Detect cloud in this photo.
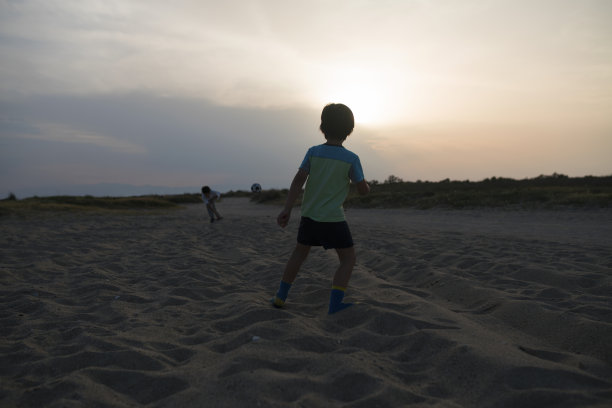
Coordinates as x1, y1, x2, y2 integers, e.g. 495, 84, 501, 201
3, 121, 147, 154
0, 0, 314, 108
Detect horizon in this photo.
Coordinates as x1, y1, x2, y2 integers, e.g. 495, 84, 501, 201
1, 1, 611, 197
6, 172, 611, 200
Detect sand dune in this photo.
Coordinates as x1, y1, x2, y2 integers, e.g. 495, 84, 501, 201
1, 198, 611, 407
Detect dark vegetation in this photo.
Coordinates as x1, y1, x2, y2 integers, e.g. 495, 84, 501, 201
247, 174, 612, 209
2, 174, 611, 216
0, 194, 199, 216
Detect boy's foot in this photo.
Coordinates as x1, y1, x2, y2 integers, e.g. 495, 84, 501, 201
270, 297, 285, 308
328, 302, 353, 314
328, 287, 353, 314
210, 218, 215, 223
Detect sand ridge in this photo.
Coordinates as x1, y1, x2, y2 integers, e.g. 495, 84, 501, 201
1, 198, 611, 407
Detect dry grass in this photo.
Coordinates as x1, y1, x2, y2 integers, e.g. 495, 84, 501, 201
0, 195, 190, 217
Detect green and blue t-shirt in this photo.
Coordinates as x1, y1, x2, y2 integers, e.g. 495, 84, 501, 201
299, 144, 365, 222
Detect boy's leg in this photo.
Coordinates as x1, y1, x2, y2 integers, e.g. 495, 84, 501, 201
272, 243, 310, 307
329, 247, 356, 314
282, 243, 311, 283
206, 204, 215, 221
332, 247, 356, 288
209, 201, 222, 219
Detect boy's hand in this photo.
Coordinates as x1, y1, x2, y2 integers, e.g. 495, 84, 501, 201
277, 209, 291, 228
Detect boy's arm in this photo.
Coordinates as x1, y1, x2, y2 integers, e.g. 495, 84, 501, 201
277, 168, 308, 228
356, 179, 370, 195
206, 192, 220, 205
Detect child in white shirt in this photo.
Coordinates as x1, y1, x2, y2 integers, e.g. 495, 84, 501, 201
201, 186, 223, 223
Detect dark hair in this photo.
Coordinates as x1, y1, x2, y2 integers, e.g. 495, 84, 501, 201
319, 103, 354, 140
201, 186, 211, 194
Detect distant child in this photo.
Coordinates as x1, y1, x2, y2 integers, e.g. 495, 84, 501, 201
272, 103, 370, 314
201, 186, 223, 223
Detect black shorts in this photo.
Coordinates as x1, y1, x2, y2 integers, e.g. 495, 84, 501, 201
297, 217, 354, 249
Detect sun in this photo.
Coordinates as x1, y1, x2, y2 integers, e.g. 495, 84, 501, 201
325, 79, 384, 125
336, 87, 384, 125
316, 66, 401, 127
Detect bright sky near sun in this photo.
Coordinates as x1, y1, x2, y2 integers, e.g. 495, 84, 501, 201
1, 0, 611, 196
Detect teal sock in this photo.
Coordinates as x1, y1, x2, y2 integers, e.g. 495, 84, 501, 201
328, 286, 353, 314
272, 280, 291, 308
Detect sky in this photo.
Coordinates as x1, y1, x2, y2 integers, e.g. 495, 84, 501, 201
1, 0, 611, 197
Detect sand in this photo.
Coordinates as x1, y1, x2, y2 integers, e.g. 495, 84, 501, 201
1, 198, 611, 407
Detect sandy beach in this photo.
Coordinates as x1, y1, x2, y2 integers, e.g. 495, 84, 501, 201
1, 197, 611, 407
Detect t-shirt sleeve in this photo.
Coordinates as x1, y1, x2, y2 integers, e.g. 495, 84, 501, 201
299, 148, 312, 172
349, 156, 365, 183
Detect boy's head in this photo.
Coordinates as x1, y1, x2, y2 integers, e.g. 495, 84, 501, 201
201, 186, 211, 194
320, 103, 354, 141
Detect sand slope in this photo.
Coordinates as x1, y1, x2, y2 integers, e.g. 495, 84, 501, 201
1, 198, 611, 407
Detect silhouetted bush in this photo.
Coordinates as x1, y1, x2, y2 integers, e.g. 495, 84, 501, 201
250, 189, 287, 204
344, 174, 612, 209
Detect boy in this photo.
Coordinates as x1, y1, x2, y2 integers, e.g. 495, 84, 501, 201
201, 186, 223, 223
272, 103, 370, 314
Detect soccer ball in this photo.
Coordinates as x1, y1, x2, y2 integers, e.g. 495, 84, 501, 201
251, 183, 262, 193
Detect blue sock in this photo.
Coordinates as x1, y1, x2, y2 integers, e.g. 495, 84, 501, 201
272, 280, 291, 308
328, 286, 353, 314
